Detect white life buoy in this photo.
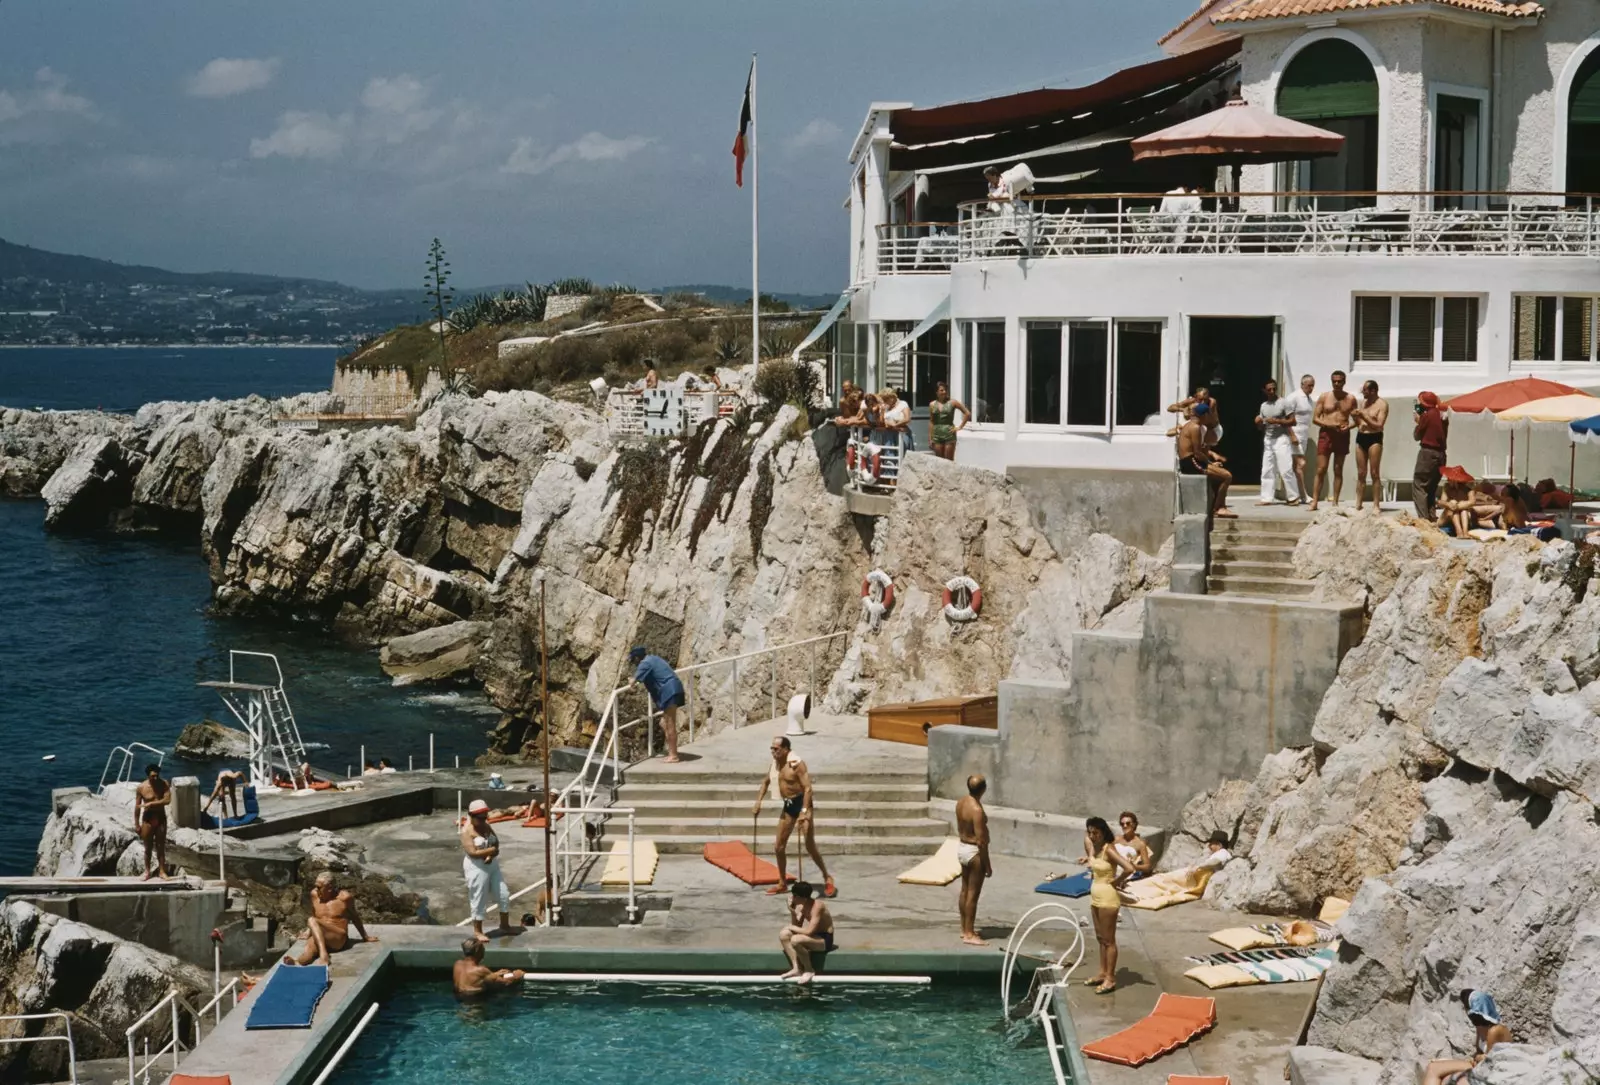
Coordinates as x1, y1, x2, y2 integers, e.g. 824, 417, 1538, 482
854, 443, 882, 486
942, 575, 983, 622
861, 569, 895, 630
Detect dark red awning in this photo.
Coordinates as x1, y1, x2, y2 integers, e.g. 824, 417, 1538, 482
889, 38, 1242, 147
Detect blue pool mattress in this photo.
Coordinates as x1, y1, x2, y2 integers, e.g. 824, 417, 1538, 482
246, 964, 330, 1030
1034, 872, 1092, 898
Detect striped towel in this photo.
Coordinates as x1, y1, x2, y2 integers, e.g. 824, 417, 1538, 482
1254, 919, 1338, 943
1186, 946, 1321, 967
1234, 948, 1335, 984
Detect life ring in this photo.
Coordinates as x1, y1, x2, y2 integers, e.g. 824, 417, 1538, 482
861, 569, 895, 630
942, 575, 983, 622
854, 445, 881, 486
845, 442, 858, 472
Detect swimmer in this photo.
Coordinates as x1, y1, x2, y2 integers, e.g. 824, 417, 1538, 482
452, 939, 524, 998
778, 881, 835, 985
954, 774, 992, 946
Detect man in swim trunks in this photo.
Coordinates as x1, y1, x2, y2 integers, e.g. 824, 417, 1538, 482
752, 735, 836, 898
1352, 379, 1389, 512
1310, 369, 1357, 511
1176, 404, 1234, 518
629, 646, 684, 763
203, 768, 247, 820
955, 774, 993, 946
134, 763, 171, 881
779, 880, 835, 984
285, 872, 377, 967
452, 938, 524, 998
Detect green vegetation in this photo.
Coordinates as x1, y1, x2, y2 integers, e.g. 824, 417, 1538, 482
424, 239, 453, 373
751, 357, 822, 418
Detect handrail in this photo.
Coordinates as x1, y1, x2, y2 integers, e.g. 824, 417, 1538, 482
0, 1012, 78, 1085
195, 979, 239, 1027
228, 649, 285, 688
958, 188, 1600, 207
309, 1002, 380, 1085
1001, 903, 1087, 1017
98, 742, 166, 794
125, 987, 194, 1085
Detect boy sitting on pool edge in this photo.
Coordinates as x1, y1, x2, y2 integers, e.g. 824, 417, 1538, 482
779, 881, 834, 985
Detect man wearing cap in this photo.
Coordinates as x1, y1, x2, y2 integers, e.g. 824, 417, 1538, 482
1413, 391, 1449, 520
1176, 403, 1235, 518
629, 646, 684, 763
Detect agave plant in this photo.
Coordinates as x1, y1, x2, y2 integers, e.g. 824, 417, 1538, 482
759, 324, 804, 360
447, 293, 500, 332
547, 276, 595, 296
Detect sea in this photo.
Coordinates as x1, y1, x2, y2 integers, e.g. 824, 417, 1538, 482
0, 347, 500, 875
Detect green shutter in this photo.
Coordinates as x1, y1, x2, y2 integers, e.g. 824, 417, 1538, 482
1278, 40, 1379, 120
1572, 52, 1600, 126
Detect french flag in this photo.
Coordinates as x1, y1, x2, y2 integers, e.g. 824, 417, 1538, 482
732, 63, 752, 187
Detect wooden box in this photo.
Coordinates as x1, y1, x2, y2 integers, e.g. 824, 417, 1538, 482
867, 695, 999, 747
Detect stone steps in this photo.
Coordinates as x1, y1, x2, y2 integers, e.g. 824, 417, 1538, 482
631, 816, 949, 839
1211, 543, 1298, 563
1209, 558, 1299, 578
618, 782, 927, 804
1208, 515, 1312, 598
649, 834, 949, 856
1206, 573, 1317, 597
626, 798, 934, 819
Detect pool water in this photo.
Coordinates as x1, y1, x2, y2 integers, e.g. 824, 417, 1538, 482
333, 980, 1047, 1085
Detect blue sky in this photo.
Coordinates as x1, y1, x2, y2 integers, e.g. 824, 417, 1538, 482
0, 0, 1186, 291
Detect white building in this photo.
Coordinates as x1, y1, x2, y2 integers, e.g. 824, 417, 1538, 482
823, 0, 1600, 490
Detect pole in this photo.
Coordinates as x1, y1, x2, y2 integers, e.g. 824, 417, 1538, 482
360, 744, 365, 775
429, 733, 435, 774
540, 579, 553, 927
750, 53, 759, 371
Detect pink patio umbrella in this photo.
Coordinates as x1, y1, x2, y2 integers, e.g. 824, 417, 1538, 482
1445, 377, 1586, 478
1131, 97, 1346, 195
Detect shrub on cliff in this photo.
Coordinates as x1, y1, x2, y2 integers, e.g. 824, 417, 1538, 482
753, 358, 820, 417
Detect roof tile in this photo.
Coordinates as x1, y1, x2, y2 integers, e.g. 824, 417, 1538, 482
1211, 0, 1541, 25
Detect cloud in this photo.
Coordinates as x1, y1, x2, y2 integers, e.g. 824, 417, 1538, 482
249, 110, 348, 160
187, 57, 280, 99
785, 119, 842, 154
501, 131, 654, 176
358, 75, 441, 144
0, 68, 98, 144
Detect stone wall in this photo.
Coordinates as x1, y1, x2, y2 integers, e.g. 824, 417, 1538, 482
1006, 465, 1176, 557
543, 294, 591, 320
330, 363, 443, 407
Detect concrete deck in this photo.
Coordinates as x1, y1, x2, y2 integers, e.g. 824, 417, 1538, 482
642, 712, 926, 778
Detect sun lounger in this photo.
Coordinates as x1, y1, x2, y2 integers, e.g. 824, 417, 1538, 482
703, 841, 782, 886
171, 1077, 232, 1085
1124, 868, 1213, 910
1318, 896, 1351, 923
601, 838, 658, 886
199, 786, 260, 831
245, 965, 330, 1030
1082, 993, 1217, 1067
898, 839, 962, 885
1034, 872, 1092, 898
1184, 947, 1337, 989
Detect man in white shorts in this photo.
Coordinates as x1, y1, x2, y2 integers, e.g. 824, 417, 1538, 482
955, 775, 992, 946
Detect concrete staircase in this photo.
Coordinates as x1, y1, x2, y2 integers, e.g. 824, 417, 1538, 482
1208, 514, 1315, 597
617, 766, 948, 855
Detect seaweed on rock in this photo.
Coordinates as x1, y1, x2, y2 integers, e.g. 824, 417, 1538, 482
604, 443, 673, 556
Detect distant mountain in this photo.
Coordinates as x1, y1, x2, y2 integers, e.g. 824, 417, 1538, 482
658, 284, 838, 310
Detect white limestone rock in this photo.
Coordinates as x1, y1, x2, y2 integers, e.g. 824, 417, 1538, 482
40, 434, 145, 531
0, 407, 133, 497
380, 620, 489, 685
33, 790, 139, 878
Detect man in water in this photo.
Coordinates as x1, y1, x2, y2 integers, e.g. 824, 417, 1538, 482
133, 763, 171, 881
284, 872, 377, 966
628, 646, 684, 763
753, 736, 836, 898
955, 774, 992, 946
779, 880, 835, 984
1310, 370, 1358, 511
452, 939, 525, 998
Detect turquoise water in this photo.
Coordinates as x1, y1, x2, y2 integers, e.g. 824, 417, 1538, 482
333, 981, 1046, 1085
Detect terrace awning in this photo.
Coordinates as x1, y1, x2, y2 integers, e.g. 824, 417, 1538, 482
884, 296, 951, 356
791, 288, 855, 362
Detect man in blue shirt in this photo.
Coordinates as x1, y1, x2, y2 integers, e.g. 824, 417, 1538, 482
629, 646, 685, 763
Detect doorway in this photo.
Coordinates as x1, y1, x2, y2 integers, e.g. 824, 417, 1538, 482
1187, 317, 1279, 485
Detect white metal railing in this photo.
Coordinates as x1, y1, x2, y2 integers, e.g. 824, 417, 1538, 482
954, 192, 1599, 261
309, 1002, 379, 1085
844, 428, 909, 491
1001, 903, 1091, 1085
98, 742, 166, 794
605, 388, 743, 438
876, 222, 959, 274
124, 982, 240, 1085
1, 1012, 78, 1084
547, 631, 850, 917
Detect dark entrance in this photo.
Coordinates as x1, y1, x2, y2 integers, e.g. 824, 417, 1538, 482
1187, 317, 1278, 485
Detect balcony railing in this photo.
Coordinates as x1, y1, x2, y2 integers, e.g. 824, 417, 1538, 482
606, 387, 742, 438
876, 223, 960, 275
948, 192, 1599, 262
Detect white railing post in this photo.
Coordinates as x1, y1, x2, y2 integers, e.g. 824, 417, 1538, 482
627, 812, 638, 923
170, 996, 180, 1073
809, 641, 816, 702
731, 659, 740, 728
429, 733, 435, 774
688, 671, 697, 743
646, 696, 655, 760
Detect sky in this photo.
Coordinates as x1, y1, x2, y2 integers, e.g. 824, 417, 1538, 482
0, 0, 1188, 292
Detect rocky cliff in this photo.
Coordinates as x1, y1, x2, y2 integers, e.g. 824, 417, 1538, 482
1163, 512, 1600, 1084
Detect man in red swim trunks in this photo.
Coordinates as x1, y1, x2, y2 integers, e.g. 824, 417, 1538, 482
1309, 369, 1357, 512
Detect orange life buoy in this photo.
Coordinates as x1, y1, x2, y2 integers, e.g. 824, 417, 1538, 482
942, 576, 982, 621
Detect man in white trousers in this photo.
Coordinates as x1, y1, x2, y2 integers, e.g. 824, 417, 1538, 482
1256, 379, 1301, 505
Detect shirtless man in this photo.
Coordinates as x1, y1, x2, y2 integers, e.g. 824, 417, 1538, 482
204, 768, 247, 819
1177, 403, 1234, 517
1310, 370, 1358, 511
134, 764, 171, 881
955, 774, 993, 946
284, 872, 376, 967
1352, 379, 1389, 512
778, 881, 835, 984
753, 736, 836, 898
452, 938, 524, 998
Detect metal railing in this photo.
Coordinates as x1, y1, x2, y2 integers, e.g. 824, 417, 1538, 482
843, 428, 910, 490
606, 388, 743, 438
1, 1012, 78, 1084
98, 742, 166, 794
876, 222, 959, 274
125, 982, 240, 1085
953, 191, 1600, 261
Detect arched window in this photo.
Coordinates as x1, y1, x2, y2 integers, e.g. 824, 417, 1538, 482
1277, 39, 1379, 209
1568, 48, 1600, 195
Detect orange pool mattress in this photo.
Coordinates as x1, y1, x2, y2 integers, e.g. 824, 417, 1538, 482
703, 841, 783, 886
1082, 994, 1217, 1067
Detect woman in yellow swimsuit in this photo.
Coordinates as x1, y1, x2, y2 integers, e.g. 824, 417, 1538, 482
1078, 816, 1140, 994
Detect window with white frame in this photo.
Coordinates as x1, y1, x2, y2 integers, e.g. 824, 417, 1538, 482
1353, 295, 1480, 364
1512, 295, 1596, 364
1022, 319, 1163, 429
962, 321, 1006, 424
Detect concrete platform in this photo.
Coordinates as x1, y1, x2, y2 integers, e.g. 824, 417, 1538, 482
635, 712, 927, 779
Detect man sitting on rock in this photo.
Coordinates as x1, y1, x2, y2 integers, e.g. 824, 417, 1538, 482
452, 938, 524, 998
284, 872, 377, 967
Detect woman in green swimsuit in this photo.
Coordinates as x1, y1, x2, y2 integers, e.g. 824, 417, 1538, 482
928, 382, 971, 461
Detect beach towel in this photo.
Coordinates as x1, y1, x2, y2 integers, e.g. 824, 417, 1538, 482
1183, 964, 1260, 990
1124, 868, 1213, 910
1035, 872, 1092, 898
245, 965, 330, 1030
898, 839, 962, 886
1167, 1077, 1230, 1085
1082, 993, 1217, 1067
703, 841, 782, 886
601, 838, 658, 886
1209, 919, 1336, 951
1185, 946, 1321, 968
1185, 947, 1336, 989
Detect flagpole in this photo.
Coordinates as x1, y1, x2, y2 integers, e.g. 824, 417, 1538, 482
750, 53, 759, 371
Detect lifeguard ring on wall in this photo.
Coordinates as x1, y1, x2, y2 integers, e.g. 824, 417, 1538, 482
861, 569, 895, 630
942, 575, 983, 622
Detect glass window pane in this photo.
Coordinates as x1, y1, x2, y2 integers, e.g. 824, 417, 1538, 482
1514, 296, 1558, 362
1562, 297, 1593, 362
1114, 321, 1163, 428
1355, 296, 1391, 361
1066, 321, 1109, 427
975, 322, 1006, 424
1025, 322, 1062, 425
1397, 297, 1435, 362
1441, 297, 1479, 362
910, 322, 951, 408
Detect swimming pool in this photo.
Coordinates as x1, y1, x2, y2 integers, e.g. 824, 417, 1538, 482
330, 978, 1048, 1085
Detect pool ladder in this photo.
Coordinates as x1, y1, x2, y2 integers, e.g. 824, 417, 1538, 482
1001, 902, 1091, 1085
